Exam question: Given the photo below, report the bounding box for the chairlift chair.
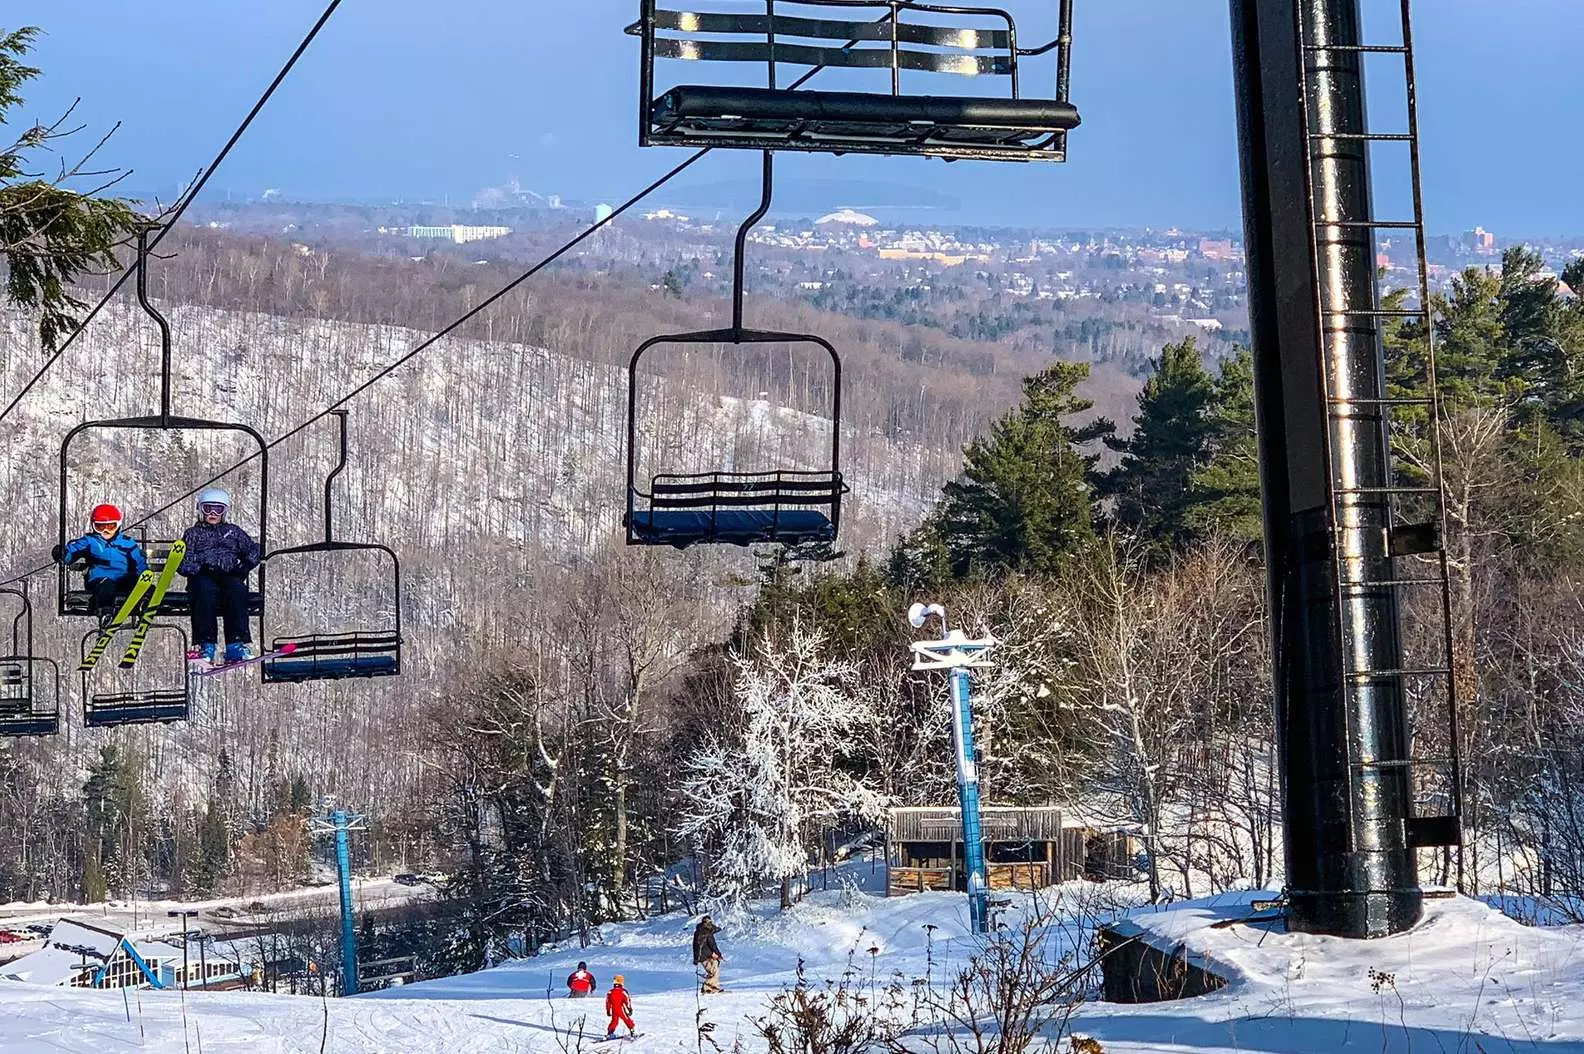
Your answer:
[57,227,268,620]
[633,0,1080,162]
[80,624,190,727]
[0,584,61,737]
[261,411,402,684]
[626,330,845,548]
[625,153,846,548]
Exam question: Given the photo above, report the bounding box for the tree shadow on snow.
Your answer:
[1085,1012,1579,1053]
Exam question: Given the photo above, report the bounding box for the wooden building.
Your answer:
[886,806,1136,897]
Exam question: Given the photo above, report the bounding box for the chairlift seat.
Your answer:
[84,689,188,728]
[0,710,57,737]
[262,631,402,683]
[62,540,263,618]
[653,85,1080,155]
[638,1,1079,162]
[627,471,843,548]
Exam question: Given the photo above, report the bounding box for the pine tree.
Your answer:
[0,28,143,350]
[932,361,1112,578]
[81,746,126,902]
[1185,347,1264,544]
[197,798,229,894]
[1105,337,1217,549]
[1432,265,1512,410]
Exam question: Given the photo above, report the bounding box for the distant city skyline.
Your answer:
[10,1,1582,236]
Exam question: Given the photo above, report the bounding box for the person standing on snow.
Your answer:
[53,503,148,623]
[179,487,261,669]
[605,974,636,1039]
[567,961,597,998]
[692,915,723,994]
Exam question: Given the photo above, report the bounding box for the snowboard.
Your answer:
[190,641,298,678]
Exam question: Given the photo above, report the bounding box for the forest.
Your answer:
[3,220,1577,980]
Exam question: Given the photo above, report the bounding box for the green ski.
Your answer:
[79,570,157,671]
[118,540,186,669]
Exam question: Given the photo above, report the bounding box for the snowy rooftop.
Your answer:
[0,917,124,986]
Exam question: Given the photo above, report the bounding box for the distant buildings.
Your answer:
[1199,238,1239,262]
[384,225,512,245]
[1463,226,1497,254]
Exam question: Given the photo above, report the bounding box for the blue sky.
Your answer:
[7,1,1580,234]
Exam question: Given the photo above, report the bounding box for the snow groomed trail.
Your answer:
[4,881,1584,1052]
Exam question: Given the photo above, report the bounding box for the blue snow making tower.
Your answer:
[1229,0,1463,938]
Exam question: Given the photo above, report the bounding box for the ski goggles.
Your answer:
[92,519,121,530]
[199,503,228,517]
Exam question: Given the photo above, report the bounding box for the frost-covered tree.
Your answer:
[676,622,888,909]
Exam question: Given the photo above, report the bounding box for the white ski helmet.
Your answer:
[197,487,231,516]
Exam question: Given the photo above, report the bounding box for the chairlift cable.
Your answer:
[0,148,709,587]
[0,0,347,427]
[1,13,911,584]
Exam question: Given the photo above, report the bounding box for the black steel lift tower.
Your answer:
[1230,0,1463,938]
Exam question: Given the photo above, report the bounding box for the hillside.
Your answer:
[3,878,1581,1053]
[0,287,970,896]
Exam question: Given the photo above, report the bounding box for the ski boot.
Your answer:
[188,644,217,671]
[224,642,254,665]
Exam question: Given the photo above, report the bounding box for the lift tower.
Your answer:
[1229,0,1463,938]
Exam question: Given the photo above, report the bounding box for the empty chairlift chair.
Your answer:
[625,152,846,549]
[633,0,1080,162]
[261,411,402,684]
[626,331,846,548]
[57,227,267,622]
[81,624,191,727]
[0,585,61,738]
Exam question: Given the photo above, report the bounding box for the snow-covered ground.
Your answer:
[4,879,1584,1053]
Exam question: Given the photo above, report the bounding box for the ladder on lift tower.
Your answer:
[1293,0,1464,861]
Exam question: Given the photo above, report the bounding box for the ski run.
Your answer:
[4,867,1584,1053]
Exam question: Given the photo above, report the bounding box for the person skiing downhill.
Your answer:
[52,504,149,623]
[179,488,261,669]
[605,974,636,1039]
[692,915,723,994]
[567,961,597,998]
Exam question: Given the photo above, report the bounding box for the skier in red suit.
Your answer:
[605,974,636,1039]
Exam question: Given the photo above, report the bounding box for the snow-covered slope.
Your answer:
[5,882,1584,1053]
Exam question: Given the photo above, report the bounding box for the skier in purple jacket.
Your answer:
[180,487,261,668]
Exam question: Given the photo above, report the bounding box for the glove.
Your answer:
[50,544,63,563]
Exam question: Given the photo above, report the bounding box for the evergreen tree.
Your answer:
[197,798,229,893]
[931,361,1112,578]
[1431,265,1509,410]
[1185,346,1264,544]
[884,519,953,593]
[0,27,143,350]
[81,746,128,901]
[1104,337,1217,549]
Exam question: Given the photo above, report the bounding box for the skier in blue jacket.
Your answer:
[179,488,261,668]
[52,503,149,623]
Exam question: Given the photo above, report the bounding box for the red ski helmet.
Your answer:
[90,503,122,527]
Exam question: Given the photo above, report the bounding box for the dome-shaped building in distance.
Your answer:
[815,208,880,227]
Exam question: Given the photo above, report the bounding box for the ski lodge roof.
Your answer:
[0,918,126,986]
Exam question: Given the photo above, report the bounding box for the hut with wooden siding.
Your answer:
[885,806,1136,897]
